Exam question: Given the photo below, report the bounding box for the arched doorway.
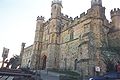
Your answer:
[42,55,47,70]
[74,59,78,70]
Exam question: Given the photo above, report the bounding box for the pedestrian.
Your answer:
[116,62,120,72]
[116,61,120,79]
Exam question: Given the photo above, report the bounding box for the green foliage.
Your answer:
[100,46,120,72]
[100,47,120,52]
[48,69,80,76]
[59,75,79,80]
[48,69,80,80]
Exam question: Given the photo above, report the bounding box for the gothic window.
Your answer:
[51,34,55,43]
[54,6,56,9]
[74,59,78,70]
[46,42,48,49]
[52,25,55,32]
[84,24,90,33]
[69,28,74,40]
[64,58,67,70]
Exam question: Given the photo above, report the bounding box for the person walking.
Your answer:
[117,62,120,72]
[116,61,120,79]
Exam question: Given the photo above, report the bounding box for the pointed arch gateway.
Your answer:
[42,55,47,70]
[74,59,78,70]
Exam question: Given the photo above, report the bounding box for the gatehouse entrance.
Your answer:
[74,59,78,70]
[42,55,47,70]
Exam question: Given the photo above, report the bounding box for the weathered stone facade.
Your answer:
[21,0,120,76]
[21,44,33,68]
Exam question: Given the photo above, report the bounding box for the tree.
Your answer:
[6,55,20,69]
[101,49,120,72]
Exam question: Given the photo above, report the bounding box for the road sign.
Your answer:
[2,47,9,58]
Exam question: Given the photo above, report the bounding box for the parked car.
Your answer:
[89,72,120,80]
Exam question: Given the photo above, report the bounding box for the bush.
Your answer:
[59,75,80,80]
[48,69,80,80]
[48,69,79,76]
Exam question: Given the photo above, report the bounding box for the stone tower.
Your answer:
[47,0,62,69]
[91,0,102,7]
[90,0,107,48]
[31,16,44,69]
[110,8,120,30]
[51,0,62,18]
[20,42,26,67]
[90,0,108,74]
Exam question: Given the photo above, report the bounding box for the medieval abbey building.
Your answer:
[20,0,120,76]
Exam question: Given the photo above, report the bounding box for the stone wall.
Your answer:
[21,0,120,77]
[108,31,120,47]
[21,45,33,68]
[60,39,79,70]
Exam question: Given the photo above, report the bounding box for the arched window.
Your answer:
[69,29,74,40]
[42,55,47,70]
[64,58,67,70]
[54,6,56,9]
[51,33,55,43]
[74,59,78,70]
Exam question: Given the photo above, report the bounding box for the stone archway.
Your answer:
[42,55,47,70]
[74,59,78,70]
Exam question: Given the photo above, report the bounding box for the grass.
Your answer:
[48,69,80,76]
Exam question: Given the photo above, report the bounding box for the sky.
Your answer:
[0,0,120,61]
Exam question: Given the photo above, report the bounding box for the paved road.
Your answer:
[40,70,60,80]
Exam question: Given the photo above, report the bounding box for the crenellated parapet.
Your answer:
[80,12,86,18]
[62,12,88,28]
[91,0,102,7]
[74,12,87,21]
[73,16,79,21]
[51,0,62,7]
[61,10,91,30]
[110,8,120,30]
[110,8,120,18]
[73,12,87,21]
[37,16,44,21]
[61,13,73,21]
[44,18,52,26]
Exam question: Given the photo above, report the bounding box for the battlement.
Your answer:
[80,12,86,18]
[44,18,52,26]
[91,0,102,7]
[69,17,73,21]
[73,12,87,21]
[74,16,79,20]
[37,16,44,21]
[61,13,73,21]
[51,0,62,6]
[111,8,120,17]
[61,11,88,29]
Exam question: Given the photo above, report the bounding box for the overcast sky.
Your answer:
[0,0,120,61]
